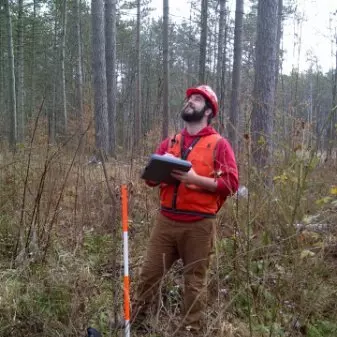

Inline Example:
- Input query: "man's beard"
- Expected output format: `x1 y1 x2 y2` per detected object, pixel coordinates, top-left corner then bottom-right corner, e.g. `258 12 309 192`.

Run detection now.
180 104 206 122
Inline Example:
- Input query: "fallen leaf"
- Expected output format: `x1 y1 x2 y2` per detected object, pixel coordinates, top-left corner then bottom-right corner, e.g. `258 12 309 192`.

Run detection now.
300 249 316 259
330 186 337 195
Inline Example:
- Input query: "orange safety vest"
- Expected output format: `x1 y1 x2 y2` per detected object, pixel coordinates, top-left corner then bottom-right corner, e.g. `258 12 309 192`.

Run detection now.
160 133 224 217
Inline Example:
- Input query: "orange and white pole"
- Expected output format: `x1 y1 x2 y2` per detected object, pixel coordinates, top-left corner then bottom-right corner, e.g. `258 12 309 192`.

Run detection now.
121 185 130 337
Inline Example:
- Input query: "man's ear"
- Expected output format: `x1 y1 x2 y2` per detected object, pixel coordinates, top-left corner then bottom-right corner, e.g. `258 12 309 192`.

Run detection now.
205 108 213 118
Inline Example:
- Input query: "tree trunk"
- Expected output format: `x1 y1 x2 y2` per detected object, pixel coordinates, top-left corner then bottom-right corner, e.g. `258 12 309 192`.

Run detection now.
211 20 217 89
91 0 109 154
216 0 226 114
308 71 313 148
49 12 58 144
328 34 337 158
274 0 283 94
60 0 67 135
75 0 84 133
105 0 117 156
275 0 284 149
17 0 24 142
199 0 208 83
135 0 142 145
0 6 5 119
29 0 37 118
229 0 243 154
251 0 279 173
220 11 228 135
186 1 193 90
4 0 17 148
162 0 169 139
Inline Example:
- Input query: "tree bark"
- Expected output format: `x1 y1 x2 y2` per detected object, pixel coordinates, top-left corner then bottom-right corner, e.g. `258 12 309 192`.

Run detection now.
17 0 25 142
251 0 279 173
75 0 84 133
91 0 109 154
162 0 169 139
216 0 226 116
220 11 228 135
274 0 283 94
49 11 58 144
135 0 142 145
60 0 67 135
105 0 117 156
328 34 337 157
199 0 208 83
4 0 17 148
229 0 243 154
0 6 5 118
29 0 37 118
186 1 193 90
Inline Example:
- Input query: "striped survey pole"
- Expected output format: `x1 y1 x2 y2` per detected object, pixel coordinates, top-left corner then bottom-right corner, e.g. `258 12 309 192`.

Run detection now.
121 184 130 337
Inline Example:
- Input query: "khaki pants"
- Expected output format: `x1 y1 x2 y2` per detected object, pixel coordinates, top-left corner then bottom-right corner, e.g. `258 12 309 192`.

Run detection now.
132 213 216 331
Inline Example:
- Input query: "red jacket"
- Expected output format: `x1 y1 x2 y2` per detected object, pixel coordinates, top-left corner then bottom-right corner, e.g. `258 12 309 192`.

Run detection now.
146 126 239 222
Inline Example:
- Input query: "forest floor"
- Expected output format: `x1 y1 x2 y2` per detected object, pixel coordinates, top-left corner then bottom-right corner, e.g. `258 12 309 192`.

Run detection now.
1 134 337 337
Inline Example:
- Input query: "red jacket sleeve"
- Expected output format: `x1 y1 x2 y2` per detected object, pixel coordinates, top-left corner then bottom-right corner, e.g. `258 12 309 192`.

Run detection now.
145 137 171 187
155 137 170 155
214 138 239 198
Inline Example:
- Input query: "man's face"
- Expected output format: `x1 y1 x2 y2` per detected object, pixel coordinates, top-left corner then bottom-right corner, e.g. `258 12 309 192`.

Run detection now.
181 94 208 122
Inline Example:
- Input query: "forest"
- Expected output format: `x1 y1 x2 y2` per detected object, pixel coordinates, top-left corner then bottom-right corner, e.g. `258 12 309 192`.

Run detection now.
0 0 336 336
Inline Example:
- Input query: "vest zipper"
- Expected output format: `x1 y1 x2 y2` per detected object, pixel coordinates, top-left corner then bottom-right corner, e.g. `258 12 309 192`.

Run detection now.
171 136 201 210
172 182 180 209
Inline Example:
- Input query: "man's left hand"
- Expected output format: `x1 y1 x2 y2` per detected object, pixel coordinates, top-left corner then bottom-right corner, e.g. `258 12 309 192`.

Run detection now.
171 168 199 185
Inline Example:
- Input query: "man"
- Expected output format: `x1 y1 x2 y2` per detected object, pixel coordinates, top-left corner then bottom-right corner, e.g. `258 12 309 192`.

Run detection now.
133 85 239 334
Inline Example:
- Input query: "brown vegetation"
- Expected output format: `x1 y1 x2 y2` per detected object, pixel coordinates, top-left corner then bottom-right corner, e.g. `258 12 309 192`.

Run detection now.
1 118 336 337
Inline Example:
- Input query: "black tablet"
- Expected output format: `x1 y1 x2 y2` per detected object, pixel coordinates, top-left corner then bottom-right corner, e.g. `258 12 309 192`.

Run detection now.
141 154 192 184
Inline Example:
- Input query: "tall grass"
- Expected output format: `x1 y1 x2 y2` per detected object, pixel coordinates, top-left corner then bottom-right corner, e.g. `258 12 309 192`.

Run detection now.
0 117 336 336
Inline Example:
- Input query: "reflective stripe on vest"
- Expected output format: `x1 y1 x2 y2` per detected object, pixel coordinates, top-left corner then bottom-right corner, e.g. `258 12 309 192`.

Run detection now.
159 133 223 217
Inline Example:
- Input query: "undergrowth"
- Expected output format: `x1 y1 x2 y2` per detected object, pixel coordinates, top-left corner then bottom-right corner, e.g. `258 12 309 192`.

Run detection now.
0 136 336 337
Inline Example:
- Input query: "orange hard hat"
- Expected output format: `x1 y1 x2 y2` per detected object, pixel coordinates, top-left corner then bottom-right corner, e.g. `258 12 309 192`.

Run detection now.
186 85 219 117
